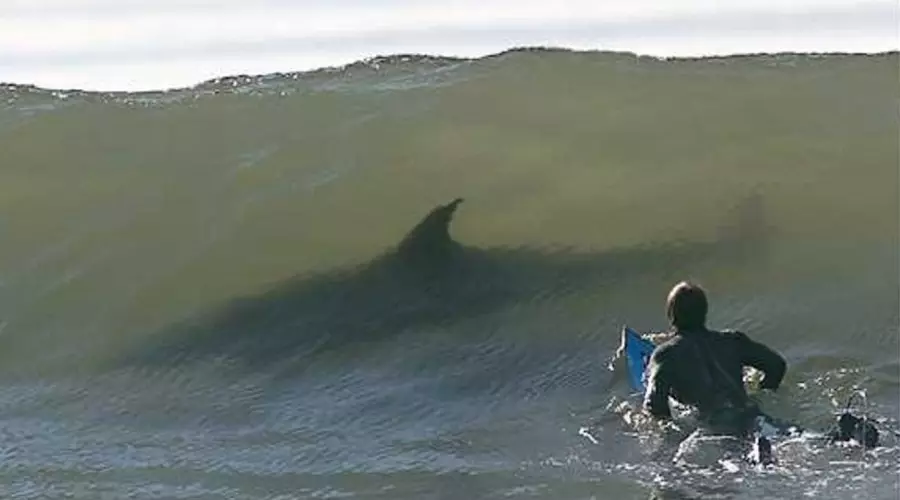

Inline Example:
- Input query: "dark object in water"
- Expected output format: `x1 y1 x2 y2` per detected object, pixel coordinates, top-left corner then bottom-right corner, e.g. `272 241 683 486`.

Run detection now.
750 435 775 465
828 411 880 448
754 436 775 465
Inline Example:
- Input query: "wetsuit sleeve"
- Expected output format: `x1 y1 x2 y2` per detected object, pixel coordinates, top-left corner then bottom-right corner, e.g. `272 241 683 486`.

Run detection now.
643 346 672 419
735 332 786 390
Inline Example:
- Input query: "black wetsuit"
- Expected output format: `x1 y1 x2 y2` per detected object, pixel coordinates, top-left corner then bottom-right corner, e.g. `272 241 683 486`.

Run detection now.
643 329 786 436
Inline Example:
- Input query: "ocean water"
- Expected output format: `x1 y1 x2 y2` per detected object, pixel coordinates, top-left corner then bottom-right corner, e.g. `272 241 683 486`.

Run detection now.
0 49 897 499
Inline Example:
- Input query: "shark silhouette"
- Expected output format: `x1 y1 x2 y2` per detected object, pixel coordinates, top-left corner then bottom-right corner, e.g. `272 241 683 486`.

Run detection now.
124 194 769 367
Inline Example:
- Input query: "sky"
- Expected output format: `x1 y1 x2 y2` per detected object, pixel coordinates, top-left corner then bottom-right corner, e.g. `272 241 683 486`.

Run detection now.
1 0 897 91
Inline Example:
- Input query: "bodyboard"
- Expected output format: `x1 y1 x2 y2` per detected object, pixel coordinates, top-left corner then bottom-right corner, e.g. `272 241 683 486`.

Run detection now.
623 326 656 394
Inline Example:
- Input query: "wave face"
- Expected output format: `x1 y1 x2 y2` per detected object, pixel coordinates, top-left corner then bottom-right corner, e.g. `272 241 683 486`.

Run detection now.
0 50 897 498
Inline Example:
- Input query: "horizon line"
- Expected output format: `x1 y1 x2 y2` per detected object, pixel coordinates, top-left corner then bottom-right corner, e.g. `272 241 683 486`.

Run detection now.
2 46 897 95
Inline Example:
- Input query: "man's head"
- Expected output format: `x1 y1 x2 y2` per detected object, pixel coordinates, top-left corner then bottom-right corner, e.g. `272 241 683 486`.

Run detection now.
666 281 708 331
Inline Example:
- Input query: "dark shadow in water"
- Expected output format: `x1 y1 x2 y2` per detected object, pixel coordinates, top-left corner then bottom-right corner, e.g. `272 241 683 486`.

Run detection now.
119 193 771 370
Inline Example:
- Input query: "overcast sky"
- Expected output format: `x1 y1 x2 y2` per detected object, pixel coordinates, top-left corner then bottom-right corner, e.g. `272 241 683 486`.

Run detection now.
2 0 897 91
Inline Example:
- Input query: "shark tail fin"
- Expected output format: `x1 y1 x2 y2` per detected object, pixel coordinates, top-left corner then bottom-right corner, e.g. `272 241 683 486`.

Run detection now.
716 190 771 247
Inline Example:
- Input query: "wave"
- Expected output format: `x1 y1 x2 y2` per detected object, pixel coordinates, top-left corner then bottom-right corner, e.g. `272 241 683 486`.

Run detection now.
0 48 895 375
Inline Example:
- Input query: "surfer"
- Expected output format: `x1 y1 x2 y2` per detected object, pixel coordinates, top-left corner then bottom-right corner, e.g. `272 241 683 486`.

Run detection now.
607 281 879 464
642 281 787 440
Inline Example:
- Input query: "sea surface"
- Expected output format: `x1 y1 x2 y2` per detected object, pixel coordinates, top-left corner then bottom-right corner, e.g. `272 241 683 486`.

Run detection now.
0 49 897 499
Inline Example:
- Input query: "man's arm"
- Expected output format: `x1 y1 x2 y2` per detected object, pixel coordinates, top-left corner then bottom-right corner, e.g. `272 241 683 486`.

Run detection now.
643 347 672 419
736 332 786 390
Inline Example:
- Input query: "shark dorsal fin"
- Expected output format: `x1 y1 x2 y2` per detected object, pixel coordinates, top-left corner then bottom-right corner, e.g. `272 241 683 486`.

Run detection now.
397 198 464 258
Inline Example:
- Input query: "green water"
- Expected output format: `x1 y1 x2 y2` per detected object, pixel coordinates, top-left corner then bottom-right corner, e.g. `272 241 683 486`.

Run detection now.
0 50 896 499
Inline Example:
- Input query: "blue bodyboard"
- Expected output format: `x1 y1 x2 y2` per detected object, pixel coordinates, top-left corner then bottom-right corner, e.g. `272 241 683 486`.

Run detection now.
623 326 656 394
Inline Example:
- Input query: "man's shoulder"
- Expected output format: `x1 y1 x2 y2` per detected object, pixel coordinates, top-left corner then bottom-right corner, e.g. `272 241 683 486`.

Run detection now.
649 333 685 360
653 329 749 353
